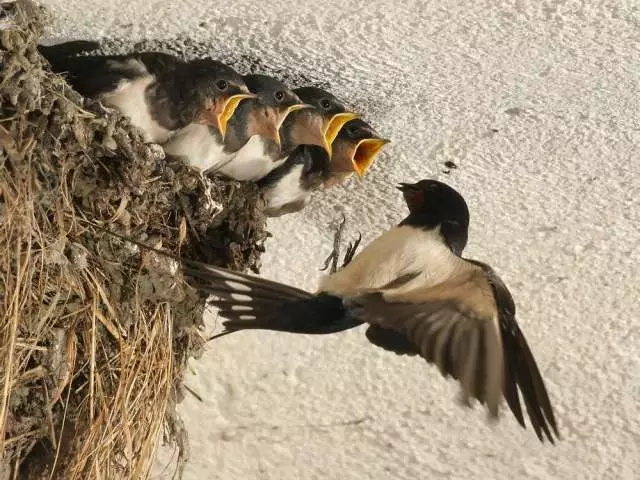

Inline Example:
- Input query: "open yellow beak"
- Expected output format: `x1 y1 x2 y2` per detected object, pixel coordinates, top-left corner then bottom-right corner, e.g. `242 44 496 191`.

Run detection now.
349 138 391 178
215 93 256 139
323 112 360 156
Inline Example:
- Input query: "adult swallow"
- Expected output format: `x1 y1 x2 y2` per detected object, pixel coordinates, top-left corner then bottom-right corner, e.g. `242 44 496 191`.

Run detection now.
172 179 558 443
256 144 331 217
39 45 254 144
324 118 390 188
164 74 309 179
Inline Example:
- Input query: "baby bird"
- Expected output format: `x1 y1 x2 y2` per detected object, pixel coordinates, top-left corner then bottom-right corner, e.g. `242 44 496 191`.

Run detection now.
39 45 253 144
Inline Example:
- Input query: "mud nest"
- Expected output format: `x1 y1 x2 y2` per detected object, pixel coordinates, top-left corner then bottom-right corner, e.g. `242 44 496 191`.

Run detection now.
0 1 267 478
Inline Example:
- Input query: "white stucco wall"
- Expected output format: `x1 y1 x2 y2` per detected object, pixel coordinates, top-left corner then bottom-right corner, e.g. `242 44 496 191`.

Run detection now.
39 1 639 479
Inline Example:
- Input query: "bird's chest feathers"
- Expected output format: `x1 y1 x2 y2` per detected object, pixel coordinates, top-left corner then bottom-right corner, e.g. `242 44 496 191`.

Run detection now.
319 225 460 296
163 124 228 172
217 136 285 181
102 76 171 144
262 165 305 210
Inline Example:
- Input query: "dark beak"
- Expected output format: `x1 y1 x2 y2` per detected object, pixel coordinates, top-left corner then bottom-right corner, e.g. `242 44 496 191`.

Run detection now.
396 182 418 192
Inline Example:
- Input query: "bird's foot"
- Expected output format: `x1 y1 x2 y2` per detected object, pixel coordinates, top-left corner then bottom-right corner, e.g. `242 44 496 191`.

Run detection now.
342 232 362 268
320 214 361 274
320 214 346 274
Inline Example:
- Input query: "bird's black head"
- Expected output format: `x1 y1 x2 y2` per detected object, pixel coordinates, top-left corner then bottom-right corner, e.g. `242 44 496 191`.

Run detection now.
337 118 379 142
293 86 347 116
242 74 301 108
180 59 254 138
224 74 310 151
187 59 246 95
398 180 470 256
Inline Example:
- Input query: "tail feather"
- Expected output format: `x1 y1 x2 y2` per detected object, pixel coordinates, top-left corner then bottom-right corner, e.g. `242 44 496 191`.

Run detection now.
180 260 363 335
181 263 311 300
85 227 363 336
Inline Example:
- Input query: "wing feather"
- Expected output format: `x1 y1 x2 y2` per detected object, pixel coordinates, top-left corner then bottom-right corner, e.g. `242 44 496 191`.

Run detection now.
347 261 559 442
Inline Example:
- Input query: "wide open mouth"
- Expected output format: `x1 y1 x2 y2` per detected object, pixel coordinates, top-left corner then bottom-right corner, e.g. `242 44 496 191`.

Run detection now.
323 112 360 155
350 138 391 178
216 93 256 139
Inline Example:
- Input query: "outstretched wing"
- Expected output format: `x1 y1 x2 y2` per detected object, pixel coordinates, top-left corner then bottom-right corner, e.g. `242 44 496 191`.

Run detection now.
472 260 559 443
348 267 504 416
348 263 559 443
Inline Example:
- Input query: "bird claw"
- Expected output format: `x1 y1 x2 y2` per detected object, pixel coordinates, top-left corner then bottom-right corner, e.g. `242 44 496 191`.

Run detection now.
320 214 346 274
320 214 361 274
342 232 362 268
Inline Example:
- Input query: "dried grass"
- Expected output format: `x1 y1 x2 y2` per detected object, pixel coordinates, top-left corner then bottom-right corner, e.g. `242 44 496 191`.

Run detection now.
0 1 267 478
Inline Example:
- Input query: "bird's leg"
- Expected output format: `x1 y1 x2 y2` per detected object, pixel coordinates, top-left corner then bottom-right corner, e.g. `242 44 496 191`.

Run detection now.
320 214 347 274
320 214 346 274
341 232 362 268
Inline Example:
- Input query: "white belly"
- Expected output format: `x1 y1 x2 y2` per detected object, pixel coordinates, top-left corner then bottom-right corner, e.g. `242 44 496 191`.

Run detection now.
102 76 171 144
262 164 305 210
163 124 231 172
216 136 284 181
319 225 463 296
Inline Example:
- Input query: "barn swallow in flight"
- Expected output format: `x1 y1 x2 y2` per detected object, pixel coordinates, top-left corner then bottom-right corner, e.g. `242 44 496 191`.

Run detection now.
39 44 253 144
169 179 558 443
164 74 309 179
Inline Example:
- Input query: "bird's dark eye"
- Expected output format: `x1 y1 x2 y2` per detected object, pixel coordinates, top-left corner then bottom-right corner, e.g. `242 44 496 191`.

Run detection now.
346 123 359 134
320 99 331 109
274 90 285 101
216 80 228 91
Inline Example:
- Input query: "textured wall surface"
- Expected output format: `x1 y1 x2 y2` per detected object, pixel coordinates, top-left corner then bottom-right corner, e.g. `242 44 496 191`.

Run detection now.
40 1 640 479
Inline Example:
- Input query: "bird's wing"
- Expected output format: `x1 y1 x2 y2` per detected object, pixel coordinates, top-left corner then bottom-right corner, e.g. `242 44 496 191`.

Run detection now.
38 43 182 99
347 262 559 443
37 40 101 58
347 267 504 415
40 49 149 97
470 260 560 444
136 51 184 79
180 259 363 334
